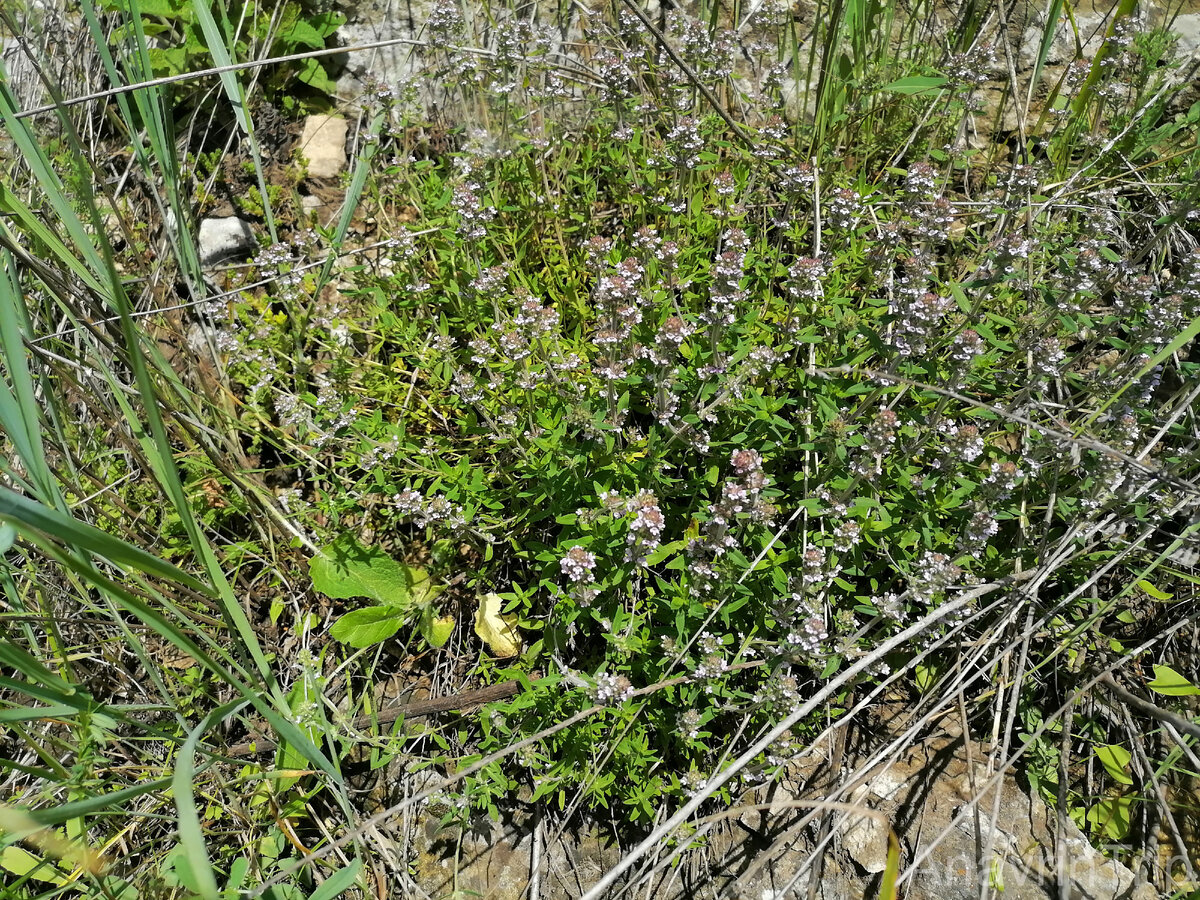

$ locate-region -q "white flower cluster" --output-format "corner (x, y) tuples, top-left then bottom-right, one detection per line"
(559, 546), (597, 583)
(786, 604), (828, 656)
(593, 672), (634, 705)
(392, 489), (467, 530)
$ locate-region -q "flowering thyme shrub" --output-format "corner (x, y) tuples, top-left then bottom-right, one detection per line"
(209, 4), (1200, 823)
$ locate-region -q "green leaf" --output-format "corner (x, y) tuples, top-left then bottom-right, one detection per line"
(151, 46), (188, 78)
(296, 58), (336, 94)
(1146, 664), (1200, 696)
(408, 567), (445, 607)
(310, 534), (414, 606)
(0, 489), (211, 594)
(0, 845), (70, 886)
(329, 606), (407, 648)
(419, 604), (455, 648)
(135, 0), (178, 17)
(283, 20), (324, 49)
(644, 539), (685, 567)
(313, 536), (451, 649)
(878, 76), (949, 95)
(308, 859), (362, 900)
(309, 10), (346, 38)
(1136, 579), (1173, 600)
(1094, 745), (1133, 785)
(1086, 795), (1132, 841)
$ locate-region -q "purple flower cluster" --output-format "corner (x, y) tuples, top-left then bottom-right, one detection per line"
(703, 228), (750, 327)
(661, 116), (704, 170)
(622, 490), (666, 565)
(691, 631), (729, 693)
(943, 42), (996, 90)
(685, 449), (776, 591)
(784, 595), (828, 657)
(890, 290), (953, 357)
(677, 708), (702, 741)
(560, 545), (597, 583)
(907, 550), (961, 606)
(979, 460), (1023, 501)
(786, 256), (826, 312)
(933, 421), (984, 470)
(825, 188), (863, 231)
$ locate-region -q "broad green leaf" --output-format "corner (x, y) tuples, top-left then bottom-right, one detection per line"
(0, 845), (70, 886)
(284, 20), (324, 49)
(153, 47), (189, 77)
(1146, 664), (1200, 696)
(296, 58), (336, 94)
(878, 76), (948, 95)
(329, 606), (407, 648)
(132, 0), (178, 15)
(644, 539), (685, 567)
(310, 10), (346, 38)
(225, 856), (250, 894)
(914, 661), (939, 693)
(408, 567), (445, 607)
(1094, 745), (1133, 785)
(310, 534), (414, 606)
(1086, 795), (1132, 841)
(475, 593), (521, 658)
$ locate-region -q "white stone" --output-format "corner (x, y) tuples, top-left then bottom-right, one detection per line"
(198, 217), (255, 268)
(1174, 13), (1200, 56)
(299, 115), (348, 178)
(1017, 11), (1122, 70)
(838, 785), (890, 874)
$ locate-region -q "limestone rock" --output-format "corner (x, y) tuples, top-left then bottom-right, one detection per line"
(840, 785), (891, 874)
(1173, 13), (1200, 56)
(298, 114), (348, 178)
(1018, 12), (1111, 70)
(198, 217), (255, 267)
(976, 88), (1026, 135)
(829, 735), (1153, 900)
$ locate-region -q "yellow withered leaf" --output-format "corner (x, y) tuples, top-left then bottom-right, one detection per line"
(474, 593), (521, 658)
(0, 805), (107, 877)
